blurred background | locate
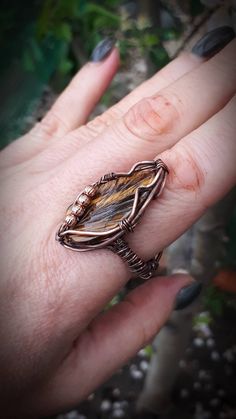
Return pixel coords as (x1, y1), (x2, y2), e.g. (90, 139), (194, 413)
(0, 1), (236, 419)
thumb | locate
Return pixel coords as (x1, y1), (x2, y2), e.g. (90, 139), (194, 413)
(41, 274), (196, 410)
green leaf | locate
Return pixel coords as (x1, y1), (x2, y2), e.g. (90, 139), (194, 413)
(86, 3), (121, 24)
(58, 58), (74, 74)
(92, 15), (118, 31)
(142, 33), (159, 48)
(56, 0), (82, 19)
(161, 28), (180, 41)
(101, 90), (112, 107)
(21, 39), (43, 72)
(193, 312), (212, 326)
(22, 50), (35, 72)
(117, 39), (129, 62)
(30, 39), (44, 63)
(54, 22), (72, 42)
(150, 45), (170, 69)
(203, 285), (231, 317)
(36, 0), (55, 38)
(144, 345), (154, 359)
(105, 294), (121, 310)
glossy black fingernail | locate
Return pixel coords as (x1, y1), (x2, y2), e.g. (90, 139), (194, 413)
(91, 37), (115, 62)
(175, 281), (202, 310)
(192, 26), (235, 58)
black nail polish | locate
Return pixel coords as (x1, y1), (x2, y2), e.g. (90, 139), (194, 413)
(91, 37), (115, 62)
(175, 281), (202, 310)
(192, 26), (235, 58)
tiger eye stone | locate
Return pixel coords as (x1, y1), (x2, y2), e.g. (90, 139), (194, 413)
(67, 167), (156, 245)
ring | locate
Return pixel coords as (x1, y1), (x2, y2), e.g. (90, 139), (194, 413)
(56, 159), (169, 280)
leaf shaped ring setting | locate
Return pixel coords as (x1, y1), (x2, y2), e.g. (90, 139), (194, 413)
(56, 159), (168, 280)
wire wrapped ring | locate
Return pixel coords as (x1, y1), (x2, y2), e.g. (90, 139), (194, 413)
(56, 159), (168, 280)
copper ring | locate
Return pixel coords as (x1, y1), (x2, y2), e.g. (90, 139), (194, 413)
(56, 159), (169, 280)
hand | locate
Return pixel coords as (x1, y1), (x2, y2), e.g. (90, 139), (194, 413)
(0, 32), (235, 417)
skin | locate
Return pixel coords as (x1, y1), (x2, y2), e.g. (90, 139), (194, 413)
(0, 40), (235, 418)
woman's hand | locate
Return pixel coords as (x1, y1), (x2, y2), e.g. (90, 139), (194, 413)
(0, 31), (235, 417)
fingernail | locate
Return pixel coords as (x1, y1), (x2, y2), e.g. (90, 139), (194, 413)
(175, 281), (202, 310)
(192, 26), (235, 58)
(91, 37), (115, 62)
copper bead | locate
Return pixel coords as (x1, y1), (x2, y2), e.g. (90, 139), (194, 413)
(78, 193), (90, 206)
(84, 185), (97, 198)
(65, 214), (76, 227)
(71, 204), (84, 217)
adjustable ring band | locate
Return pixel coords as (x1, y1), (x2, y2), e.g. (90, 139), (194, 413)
(56, 159), (169, 280)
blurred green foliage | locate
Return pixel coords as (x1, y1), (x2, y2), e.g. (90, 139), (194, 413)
(0, 0), (186, 145)
(0, 0), (185, 88)
(203, 285), (236, 317)
(193, 310), (212, 327)
(33, 0), (121, 75)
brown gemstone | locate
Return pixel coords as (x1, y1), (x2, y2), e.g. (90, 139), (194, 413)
(65, 166), (157, 246)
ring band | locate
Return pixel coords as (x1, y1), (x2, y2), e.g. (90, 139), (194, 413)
(56, 159), (168, 280)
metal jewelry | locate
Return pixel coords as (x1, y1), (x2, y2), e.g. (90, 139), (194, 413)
(56, 159), (168, 280)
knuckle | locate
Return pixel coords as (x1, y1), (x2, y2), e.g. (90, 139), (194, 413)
(123, 298), (153, 347)
(33, 110), (67, 139)
(86, 115), (109, 136)
(167, 142), (206, 194)
(123, 93), (181, 142)
(86, 108), (120, 136)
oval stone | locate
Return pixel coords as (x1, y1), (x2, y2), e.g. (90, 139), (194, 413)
(63, 166), (157, 247)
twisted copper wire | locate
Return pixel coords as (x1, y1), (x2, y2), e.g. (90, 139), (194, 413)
(110, 238), (158, 280)
(100, 172), (118, 182)
(119, 218), (134, 233)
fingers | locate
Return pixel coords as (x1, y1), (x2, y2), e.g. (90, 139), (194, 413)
(86, 51), (202, 132)
(43, 39), (235, 187)
(47, 43), (236, 327)
(76, 25), (235, 134)
(49, 96), (236, 338)
(25, 51), (203, 173)
(26, 41), (236, 348)
(128, 93), (236, 259)
(36, 274), (192, 411)
(86, 25), (234, 128)
(52, 40), (236, 210)
(69, 39), (236, 169)
(0, 52), (200, 172)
